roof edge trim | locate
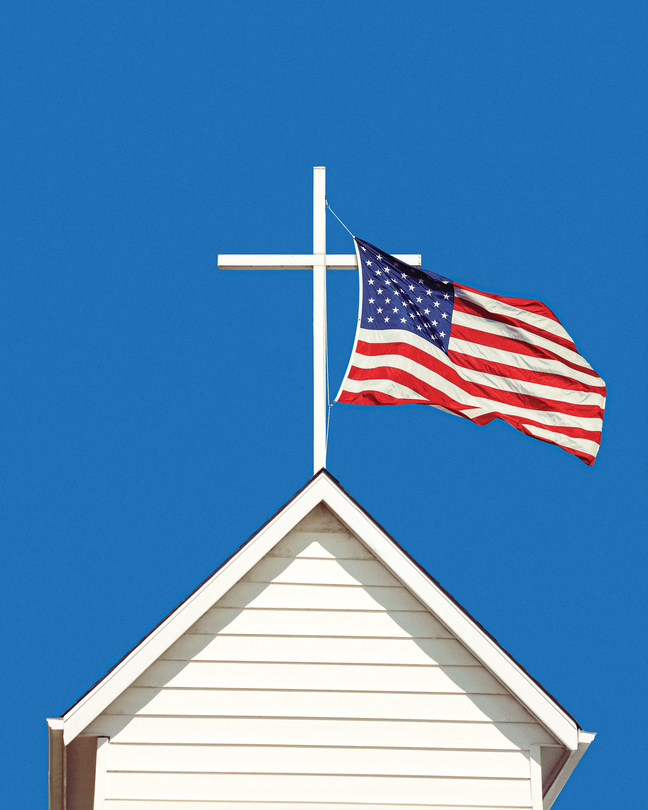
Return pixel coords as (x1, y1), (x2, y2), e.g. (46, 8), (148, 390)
(61, 470), (332, 743)
(310, 479), (580, 750)
(544, 730), (595, 808)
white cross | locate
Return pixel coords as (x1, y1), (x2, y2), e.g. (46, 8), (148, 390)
(218, 167), (422, 474)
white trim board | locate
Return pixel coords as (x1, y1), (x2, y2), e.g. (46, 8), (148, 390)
(59, 470), (589, 758)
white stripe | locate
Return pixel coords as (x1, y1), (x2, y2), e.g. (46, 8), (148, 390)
(358, 327), (452, 355)
(449, 336), (606, 389)
(453, 310), (594, 370)
(523, 424), (600, 459)
(455, 286), (574, 343)
(348, 352), (603, 432)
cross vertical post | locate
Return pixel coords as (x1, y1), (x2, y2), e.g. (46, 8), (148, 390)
(217, 168), (422, 476)
(312, 167), (327, 473)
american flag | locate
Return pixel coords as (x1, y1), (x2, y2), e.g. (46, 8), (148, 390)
(335, 238), (606, 465)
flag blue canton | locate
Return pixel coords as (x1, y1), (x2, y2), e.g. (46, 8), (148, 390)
(356, 238), (455, 354)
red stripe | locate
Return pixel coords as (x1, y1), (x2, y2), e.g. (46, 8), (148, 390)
(450, 323), (601, 379)
(455, 283), (562, 324)
(354, 341), (604, 420)
(339, 389), (451, 408)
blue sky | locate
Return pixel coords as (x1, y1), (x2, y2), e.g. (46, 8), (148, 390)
(1, 2), (646, 806)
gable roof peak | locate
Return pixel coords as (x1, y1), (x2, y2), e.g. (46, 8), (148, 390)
(60, 470), (586, 757)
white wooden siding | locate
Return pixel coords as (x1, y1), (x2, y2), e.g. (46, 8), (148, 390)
(107, 744), (530, 777)
(242, 556), (403, 586)
(104, 804), (533, 810)
(100, 688), (532, 723)
(159, 633), (481, 666)
(132, 660), (508, 692)
(85, 716), (556, 749)
(104, 772), (532, 805)
(85, 504), (558, 809)
(189, 606), (452, 637)
(214, 580), (427, 610)
(104, 799), (527, 810)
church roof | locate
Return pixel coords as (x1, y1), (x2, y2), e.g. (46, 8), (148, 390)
(53, 469), (594, 805)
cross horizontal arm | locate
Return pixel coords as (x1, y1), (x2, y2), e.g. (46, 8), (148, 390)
(218, 255), (319, 270)
(218, 254), (422, 270)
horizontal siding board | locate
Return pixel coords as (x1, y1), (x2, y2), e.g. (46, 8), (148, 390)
(107, 743), (531, 778)
(215, 582), (425, 611)
(160, 635), (479, 666)
(102, 688), (533, 723)
(86, 716), (556, 750)
(243, 558), (402, 587)
(188, 608), (451, 639)
(104, 771), (532, 806)
(105, 803), (531, 810)
(133, 661), (507, 694)
(268, 533), (376, 560)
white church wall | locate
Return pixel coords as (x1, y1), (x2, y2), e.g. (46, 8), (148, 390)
(82, 504), (561, 809)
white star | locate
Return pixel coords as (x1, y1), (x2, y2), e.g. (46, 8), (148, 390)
(367, 261), (372, 266)
(384, 316), (390, 322)
(441, 312), (448, 319)
(400, 317), (406, 323)
(440, 330), (446, 337)
(434, 301), (440, 308)
(377, 288), (384, 295)
(442, 280), (449, 283)
(409, 313), (415, 319)
(416, 296), (422, 303)
(424, 308), (430, 315)
(443, 292), (450, 300)
(402, 273), (408, 279)
(368, 279), (375, 285)
(361, 246), (366, 251)
(367, 316), (374, 323)
(392, 307), (399, 313)
(376, 255), (382, 260)
(409, 284), (415, 291)
(432, 319), (438, 326)
(426, 289), (432, 296)
(385, 297), (391, 304)
(368, 297), (375, 304)
(385, 280), (392, 286)
(377, 307), (383, 313)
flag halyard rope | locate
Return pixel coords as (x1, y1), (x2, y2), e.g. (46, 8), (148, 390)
(325, 198), (355, 239)
(324, 197), (355, 444)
